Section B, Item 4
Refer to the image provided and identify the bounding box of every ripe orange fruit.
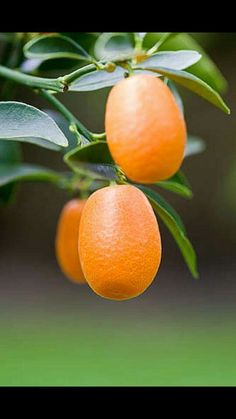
[55,199,87,284]
[79,185,162,300]
[105,74,187,183]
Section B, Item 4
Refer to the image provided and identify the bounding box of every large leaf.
[43,109,78,152]
[0,140,22,163]
[185,135,206,157]
[157,171,193,198]
[138,66,230,114]
[143,32,227,93]
[0,140,22,206]
[137,50,201,71]
[0,102,68,150]
[138,185,198,278]
[94,32,135,61]
[0,163,60,187]
[24,34,92,62]
[64,141,120,181]
[68,66,157,92]
[68,66,127,91]
[68,51,201,93]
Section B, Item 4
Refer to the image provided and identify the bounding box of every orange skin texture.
[105,74,187,183]
[79,185,162,300]
[56,199,87,284]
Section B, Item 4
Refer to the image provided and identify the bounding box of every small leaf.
[172,170,192,188]
[69,66,127,91]
[94,32,135,61]
[0,163,60,187]
[138,185,198,278]
[24,34,92,62]
[64,141,119,181]
[137,50,201,71]
[157,171,193,198]
[0,102,68,150]
[167,80,184,115]
[139,66,230,114]
[185,135,206,157]
[68,66,157,92]
[140,186,186,232]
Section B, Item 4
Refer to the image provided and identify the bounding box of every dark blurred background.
[0,33,235,385]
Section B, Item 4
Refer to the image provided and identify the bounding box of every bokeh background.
[0,33,235,385]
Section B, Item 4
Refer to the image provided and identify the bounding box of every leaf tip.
[191,266,199,279]
[61,139,69,147]
[187,191,194,199]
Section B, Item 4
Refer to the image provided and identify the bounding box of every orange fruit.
[79,185,162,300]
[55,199,87,284]
[105,74,187,183]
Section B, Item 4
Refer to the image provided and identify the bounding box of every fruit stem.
[134,33,145,51]
[119,62,134,77]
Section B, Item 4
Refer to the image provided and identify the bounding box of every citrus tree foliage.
[0,32,230,277]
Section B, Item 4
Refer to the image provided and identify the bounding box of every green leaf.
[0,163,60,187]
[68,66,157,92]
[60,32,99,55]
[70,50,201,92]
[24,34,92,62]
[140,186,186,232]
[68,66,127,91]
[148,32,179,50]
[185,135,206,157]
[143,32,227,93]
[0,102,68,150]
[64,141,119,181]
[94,32,135,61]
[157,171,193,198]
[173,170,192,188]
[43,109,78,152]
[167,80,184,114]
[138,66,230,114]
[20,57,81,74]
[137,50,201,71]
[138,185,198,278]
[0,140,22,206]
[0,140,22,163]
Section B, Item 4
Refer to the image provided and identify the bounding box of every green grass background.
[1,307,235,386]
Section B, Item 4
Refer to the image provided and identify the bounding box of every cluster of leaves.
[0,32,230,278]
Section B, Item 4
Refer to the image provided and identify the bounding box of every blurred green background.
[0,32,236,386]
